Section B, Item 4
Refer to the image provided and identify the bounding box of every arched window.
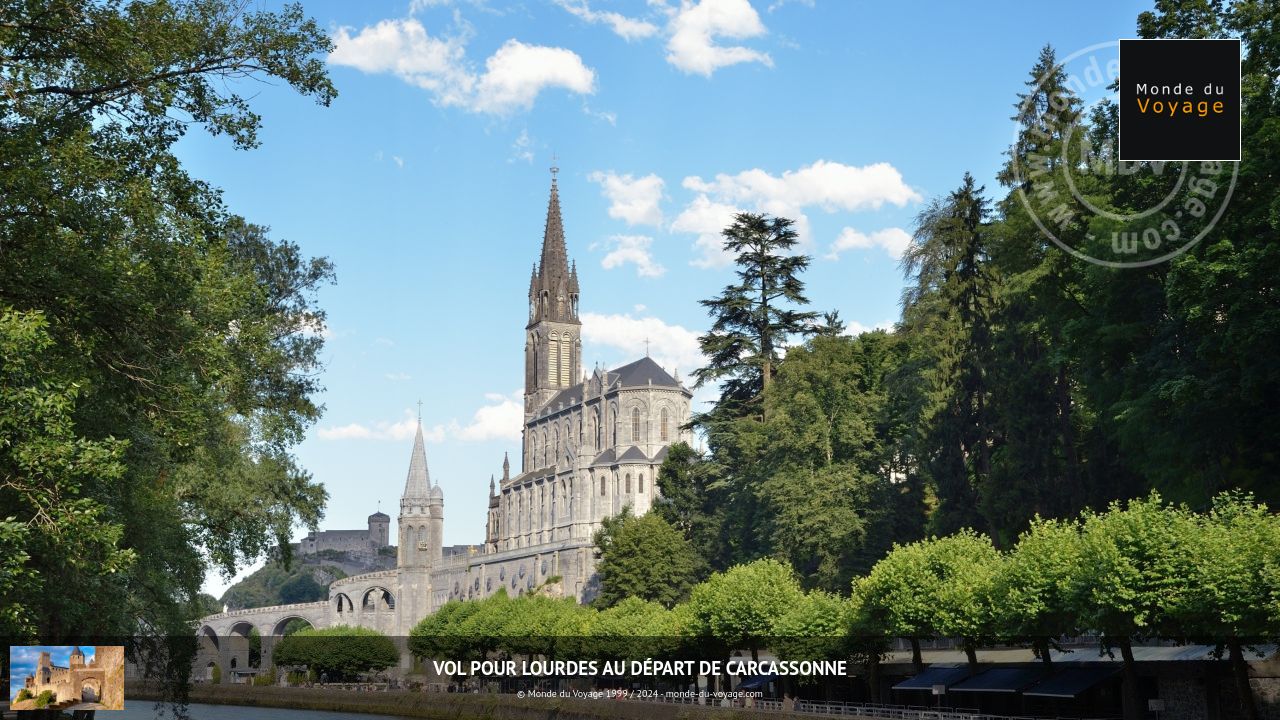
[625,474,632,493]
[559,333,572,385]
[639,474,645,493]
[553,427,560,464]
[548,333,560,384]
[600,474,606,496]
[631,407,641,443]
[660,408,670,441]
[542,429,549,467]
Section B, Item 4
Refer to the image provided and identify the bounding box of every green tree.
[756,332,903,591]
[687,558,803,663]
[0,0,338,645]
[693,212,819,414]
[272,626,397,681]
[1165,493,1280,720]
[654,442,725,575]
[992,517,1084,666]
[900,175,999,536]
[593,508,699,609]
[1073,494,1193,720]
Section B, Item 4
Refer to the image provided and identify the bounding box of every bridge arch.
[361,586,395,611]
[271,615,314,637]
[334,593,354,616]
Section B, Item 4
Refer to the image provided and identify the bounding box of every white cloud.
[825,227,912,261]
[385,372,412,381]
[470,40,597,114]
[843,318,897,336]
[581,312,703,374]
[668,194,740,268]
[451,391,523,442]
[600,235,666,277]
[318,410,444,442]
[329,19,595,115]
[666,0,772,76]
[555,0,660,40]
[671,160,920,264]
[509,129,534,164]
[297,316,334,340]
[683,160,921,215]
[392,155,405,168]
[589,171,665,226]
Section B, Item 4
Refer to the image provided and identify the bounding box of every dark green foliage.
[221,558,349,610]
[0,0,337,642]
[592,509,699,609]
[272,626,398,681]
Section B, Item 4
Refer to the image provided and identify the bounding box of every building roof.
[617,445,650,462]
[535,356,686,417]
[368,511,389,520]
[404,421,432,498]
[613,356,681,388]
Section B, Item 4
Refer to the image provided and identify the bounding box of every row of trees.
[650,0,1280,602]
[412,493,1278,719]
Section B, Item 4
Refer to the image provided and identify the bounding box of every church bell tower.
[524,165,582,415]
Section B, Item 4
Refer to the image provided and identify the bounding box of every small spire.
[502,451,510,481]
[644,337,650,357]
[490,474,496,496]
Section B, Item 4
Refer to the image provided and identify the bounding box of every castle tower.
[368,510,390,547]
[524,165,582,418]
[69,646,85,669]
[398,420,443,568]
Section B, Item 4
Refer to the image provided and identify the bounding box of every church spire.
[404,420,431,498]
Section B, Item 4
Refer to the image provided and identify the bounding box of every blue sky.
[10,646,94,700]
[188,0,1152,597]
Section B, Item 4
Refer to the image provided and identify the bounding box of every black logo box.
[1119,38,1241,162]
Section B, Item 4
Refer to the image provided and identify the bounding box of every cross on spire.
[644,337,650,357]
[550,153,559,183]
[417,399,423,421]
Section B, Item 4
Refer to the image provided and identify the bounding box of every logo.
[1011,41,1238,268]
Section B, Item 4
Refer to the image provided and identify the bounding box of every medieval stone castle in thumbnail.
[16,646,125,710]
[196,171,692,675]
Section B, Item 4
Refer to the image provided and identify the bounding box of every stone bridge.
[195,601,330,681]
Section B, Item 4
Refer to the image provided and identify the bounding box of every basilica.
[197,172,693,664]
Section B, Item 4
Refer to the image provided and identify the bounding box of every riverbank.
[125,683,785,720]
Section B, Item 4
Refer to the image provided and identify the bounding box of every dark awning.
[950,667,1047,693]
[736,674,777,691]
[892,665,971,691]
[1023,665,1121,698]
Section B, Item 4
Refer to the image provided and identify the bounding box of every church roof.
[591,448,616,466]
[404,421,432,498]
[617,445,650,462]
[611,356,682,388]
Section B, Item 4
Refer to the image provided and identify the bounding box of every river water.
[117,701,418,720]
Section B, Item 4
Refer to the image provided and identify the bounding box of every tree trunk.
[866,656,882,703]
[1036,637,1053,667]
[910,638,924,673]
[1118,638,1141,720]
[963,639,978,672]
[1229,639,1260,720]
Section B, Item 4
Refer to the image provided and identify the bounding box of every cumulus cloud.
[599,235,666,277]
[581,312,703,375]
[555,0,660,40]
[318,410,444,442]
[825,227,913,261]
[451,391,523,442]
[666,0,772,76]
[669,194,741,268]
[589,171,665,226]
[671,160,920,266]
[317,396,522,444]
[329,19,595,115]
[683,160,921,214]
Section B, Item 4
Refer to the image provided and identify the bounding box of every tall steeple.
[524,165,583,420]
[403,421,431,498]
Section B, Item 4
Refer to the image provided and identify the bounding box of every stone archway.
[81,678,101,703]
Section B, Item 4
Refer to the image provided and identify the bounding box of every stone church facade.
[197,172,692,670]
